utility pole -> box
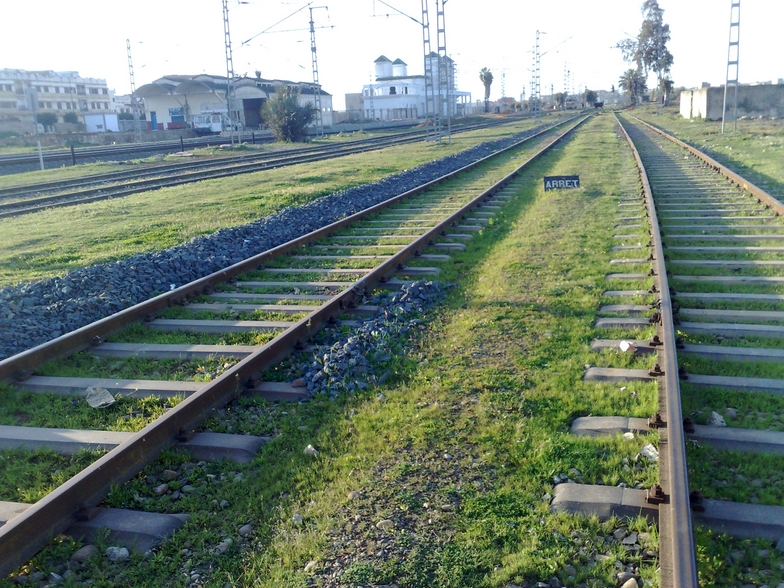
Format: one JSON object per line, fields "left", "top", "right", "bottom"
{"left": 533, "top": 30, "right": 544, "bottom": 120}
{"left": 126, "top": 39, "right": 143, "bottom": 143}
{"left": 722, "top": 0, "right": 741, "bottom": 134}
{"left": 435, "top": 0, "right": 451, "bottom": 143}
{"left": 309, "top": 6, "right": 328, "bottom": 138}
{"left": 421, "top": 0, "right": 438, "bottom": 142}
{"left": 27, "top": 85, "right": 44, "bottom": 171}
{"left": 222, "top": 0, "right": 237, "bottom": 145}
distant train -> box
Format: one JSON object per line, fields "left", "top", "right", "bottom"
{"left": 191, "top": 112, "right": 227, "bottom": 135}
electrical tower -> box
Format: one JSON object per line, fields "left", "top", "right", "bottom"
{"left": 309, "top": 6, "right": 328, "bottom": 138}
{"left": 435, "top": 0, "right": 451, "bottom": 143}
{"left": 421, "top": 0, "right": 438, "bottom": 141}
{"left": 722, "top": 0, "right": 741, "bottom": 134}
{"left": 222, "top": 0, "right": 237, "bottom": 144}
{"left": 126, "top": 39, "right": 142, "bottom": 143}
{"left": 533, "top": 30, "right": 543, "bottom": 119}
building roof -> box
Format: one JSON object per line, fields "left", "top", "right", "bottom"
{"left": 137, "top": 74, "right": 330, "bottom": 98}
{"left": 392, "top": 58, "right": 407, "bottom": 65}
{"left": 374, "top": 55, "right": 392, "bottom": 63}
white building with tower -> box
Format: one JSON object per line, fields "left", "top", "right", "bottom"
{"left": 361, "top": 55, "right": 472, "bottom": 121}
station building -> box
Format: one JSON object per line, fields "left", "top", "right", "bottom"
{"left": 135, "top": 74, "right": 333, "bottom": 131}
{"left": 360, "top": 55, "right": 472, "bottom": 121}
{"left": 680, "top": 81, "right": 784, "bottom": 121}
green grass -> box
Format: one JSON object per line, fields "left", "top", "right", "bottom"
{"left": 0, "top": 113, "right": 667, "bottom": 587}
{"left": 0, "top": 120, "right": 549, "bottom": 288}
{"left": 0, "top": 448, "right": 105, "bottom": 503}
{"left": 0, "top": 382, "right": 180, "bottom": 432}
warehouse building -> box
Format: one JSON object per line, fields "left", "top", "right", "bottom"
{"left": 136, "top": 74, "right": 333, "bottom": 132}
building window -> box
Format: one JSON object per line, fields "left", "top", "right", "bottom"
{"left": 41, "top": 86, "right": 48, "bottom": 93}
{"left": 101, "top": 88, "right": 108, "bottom": 95}
{"left": 0, "top": 101, "right": 15, "bottom": 108}
{"left": 389, "top": 86, "right": 396, "bottom": 95}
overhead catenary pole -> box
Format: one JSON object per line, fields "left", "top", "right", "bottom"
{"left": 534, "top": 30, "right": 544, "bottom": 119}
{"left": 435, "top": 0, "right": 451, "bottom": 143}
{"left": 126, "top": 39, "right": 142, "bottom": 143}
{"left": 421, "top": 0, "right": 437, "bottom": 142}
{"left": 222, "top": 0, "right": 237, "bottom": 145}
{"left": 27, "top": 85, "right": 44, "bottom": 171}
{"left": 309, "top": 6, "right": 329, "bottom": 139}
{"left": 722, "top": 0, "right": 741, "bottom": 134}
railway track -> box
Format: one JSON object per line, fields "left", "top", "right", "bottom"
{"left": 0, "top": 124, "right": 413, "bottom": 175}
{"left": 552, "top": 112, "right": 784, "bottom": 587}
{"left": 0, "top": 114, "right": 588, "bottom": 578}
{"left": 0, "top": 119, "right": 519, "bottom": 219}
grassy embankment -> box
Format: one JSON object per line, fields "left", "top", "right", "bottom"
{"left": 0, "top": 117, "right": 557, "bottom": 288}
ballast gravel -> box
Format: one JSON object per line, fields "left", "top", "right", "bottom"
{"left": 0, "top": 124, "right": 548, "bottom": 361}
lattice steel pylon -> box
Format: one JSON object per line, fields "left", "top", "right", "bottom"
{"left": 435, "top": 0, "right": 451, "bottom": 143}
{"left": 722, "top": 0, "right": 741, "bottom": 134}
{"left": 309, "top": 6, "right": 328, "bottom": 138}
{"left": 421, "top": 0, "right": 438, "bottom": 142}
{"left": 126, "top": 39, "right": 142, "bottom": 143}
{"left": 533, "top": 30, "right": 543, "bottom": 119}
{"left": 222, "top": 0, "right": 237, "bottom": 144}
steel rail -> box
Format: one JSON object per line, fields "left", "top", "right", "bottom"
{"left": 629, "top": 114, "right": 784, "bottom": 216}
{"left": 0, "top": 126, "right": 450, "bottom": 200}
{"left": 0, "top": 116, "right": 579, "bottom": 383}
{"left": 0, "top": 133, "right": 434, "bottom": 219}
{"left": 0, "top": 125, "right": 409, "bottom": 168}
{"left": 0, "top": 120, "right": 524, "bottom": 219}
{"left": 615, "top": 113, "right": 699, "bottom": 588}
{"left": 0, "top": 114, "right": 589, "bottom": 575}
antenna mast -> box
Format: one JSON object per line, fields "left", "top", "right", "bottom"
{"left": 223, "top": 0, "right": 237, "bottom": 145}
{"left": 722, "top": 0, "right": 741, "bottom": 134}
{"left": 126, "top": 39, "right": 142, "bottom": 143}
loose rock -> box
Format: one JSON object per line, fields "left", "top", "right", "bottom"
{"left": 105, "top": 546, "right": 130, "bottom": 562}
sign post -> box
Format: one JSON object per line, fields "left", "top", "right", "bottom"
{"left": 544, "top": 175, "right": 580, "bottom": 191}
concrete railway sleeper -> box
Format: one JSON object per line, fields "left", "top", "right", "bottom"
{"left": 0, "top": 115, "right": 589, "bottom": 578}
{"left": 555, "top": 111, "right": 784, "bottom": 587}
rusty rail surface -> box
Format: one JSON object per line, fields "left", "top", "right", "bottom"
{"left": 0, "top": 115, "right": 589, "bottom": 576}
{"left": 615, "top": 113, "right": 699, "bottom": 588}
{"left": 630, "top": 114, "right": 784, "bottom": 216}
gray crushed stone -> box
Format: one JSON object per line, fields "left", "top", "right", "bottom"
{"left": 302, "top": 280, "right": 446, "bottom": 397}
{"left": 0, "top": 125, "right": 547, "bottom": 360}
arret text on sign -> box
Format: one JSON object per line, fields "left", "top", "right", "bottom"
{"left": 544, "top": 175, "right": 580, "bottom": 191}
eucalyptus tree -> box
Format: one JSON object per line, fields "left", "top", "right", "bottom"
{"left": 616, "top": 0, "right": 674, "bottom": 87}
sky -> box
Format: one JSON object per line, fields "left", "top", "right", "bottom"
{"left": 1, "top": 0, "right": 782, "bottom": 111}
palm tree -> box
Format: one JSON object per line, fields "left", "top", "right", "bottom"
{"left": 479, "top": 67, "right": 494, "bottom": 113}
{"left": 618, "top": 69, "right": 647, "bottom": 106}
{"left": 659, "top": 77, "right": 674, "bottom": 106}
